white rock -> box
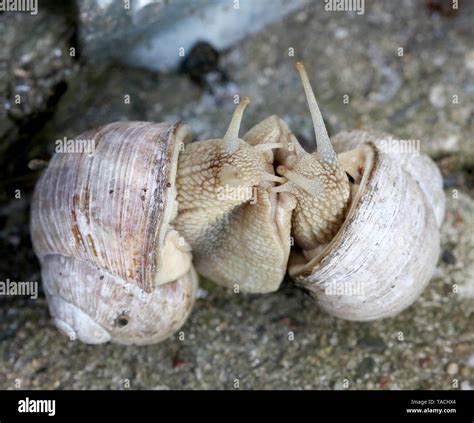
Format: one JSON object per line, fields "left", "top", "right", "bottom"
{"left": 429, "top": 85, "right": 447, "bottom": 108}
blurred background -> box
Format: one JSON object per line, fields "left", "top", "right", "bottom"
{"left": 0, "top": 0, "right": 473, "bottom": 389}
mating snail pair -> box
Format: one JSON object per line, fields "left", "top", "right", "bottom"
{"left": 30, "top": 63, "right": 445, "bottom": 345}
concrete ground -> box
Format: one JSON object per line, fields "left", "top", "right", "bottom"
{"left": 0, "top": 0, "right": 473, "bottom": 389}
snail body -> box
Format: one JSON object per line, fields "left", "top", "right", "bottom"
{"left": 172, "top": 98, "right": 294, "bottom": 293}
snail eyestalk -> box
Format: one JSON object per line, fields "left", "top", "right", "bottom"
{"left": 295, "top": 61, "right": 337, "bottom": 164}
{"left": 223, "top": 96, "right": 251, "bottom": 154}
{"left": 268, "top": 63, "right": 352, "bottom": 250}
{"left": 277, "top": 165, "right": 324, "bottom": 197}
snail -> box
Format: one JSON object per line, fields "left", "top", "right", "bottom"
{"left": 276, "top": 63, "right": 445, "bottom": 321}
{"left": 30, "top": 62, "right": 444, "bottom": 345}
{"left": 30, "top": 122, "right": 199, "bottom": 345}
{"left": 30, "top": 96, "right": 296, "bottom": 344}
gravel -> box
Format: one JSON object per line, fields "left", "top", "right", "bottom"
{"left": 0, "top": 0, "right": 472, "bottom": 390}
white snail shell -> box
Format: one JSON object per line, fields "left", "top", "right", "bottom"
{"left": 31, "top": 122, "right": 198, "bottom": 345}
{"left": 289, "top": 130, "right": 445, "bottom": 321}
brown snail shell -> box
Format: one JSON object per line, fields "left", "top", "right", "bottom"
{"left": 31, "top": 122, "right": 197, "bottom": 345}
{"left": 289, "top": 130, "right": 445, "bottom": 321}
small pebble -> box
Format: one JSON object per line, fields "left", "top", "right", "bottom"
{"left": 334, "top": 28, "right": 349, "bottom": 39}
{"left": 358, "top": 336, "right": 387, "bottom": 353}
{"left": 295, "top": 11, "right": 308, "bottom": 23}
{"left": 465, "top": 50, "right": 474, "bottom": 72}
{"left": 357, "top": 357, "right": 375, "bottom": 377}
{"left": 432, "top": 55, "right": 446, "bottom": 67}
{"left": 196, "top": 288, "right": 208, "bottom": 299}
{"left": 444, "top": 134, "right": 460, "bottom": 152}
{"left": 429, "top": 84, "right": 447, "bottom": 108}
{"left": 447, "top": 362, "right": 458, "bottom": 375}
{"left": 441, "top": 249, "right": 456, "bottom": 265}
{"left": 467, "top": 355, "right": 474, "bottom": 368}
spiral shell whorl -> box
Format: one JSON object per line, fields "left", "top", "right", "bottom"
{"left": 31, "top": 121, "right": 197, "bottom": 345}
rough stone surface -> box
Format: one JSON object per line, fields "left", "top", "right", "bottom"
{"left": 0, "top": 0, "right": 473, "bottom": 390}
{"left": 1, "top": 188, "right": 472, "bottom": 390}
{"left": 0, "top": 6, "right": 75, "bottom": 136}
